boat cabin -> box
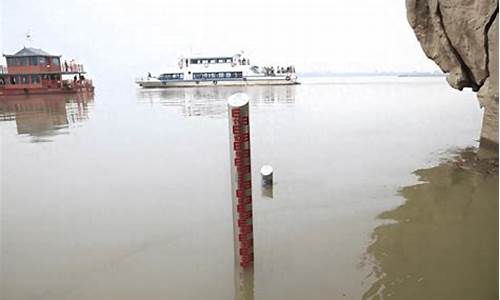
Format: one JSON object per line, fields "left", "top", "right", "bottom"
{"left": 178, "top": 53, "right": 250, "bottom": 69}
{"left": 0, "top": 47, "right": 93, "bottom": 95}
{"left": 189, "top": 57, "right": 233, "bottom": 65}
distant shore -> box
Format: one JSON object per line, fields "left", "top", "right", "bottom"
{"left": 298, "top": 71, "right": 446, "bottom": 78}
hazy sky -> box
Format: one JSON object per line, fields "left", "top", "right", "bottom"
{"left": 1, "top": 0, "right": 439, "bottom": 80}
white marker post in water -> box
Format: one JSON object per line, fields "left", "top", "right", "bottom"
{"left": 228, "top": 93, "right": 254, "bottom": 270}
{"left": 260, "top": 165, "right": 273, "bottom": 186}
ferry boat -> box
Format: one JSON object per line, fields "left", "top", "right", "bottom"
{"left": 0, "top": 47, "right": 94, "bottom": 96}
{"left": 136, "top": 52, "right": 298, "bottom": 88}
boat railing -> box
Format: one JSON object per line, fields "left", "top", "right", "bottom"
{"left": 262, "top": 65, "right": 296, "bottom": 77}
{"left": 0, "top": 65, "right": 7, "bottom": 74}
{"left": 135, "top": 76, "right": 157, "bottom": 82}
{"left": 62, "top": 78, "right": 94, "bottom": 91}
{"left": 62, "top": 63, "right": 85, "bottom": 73}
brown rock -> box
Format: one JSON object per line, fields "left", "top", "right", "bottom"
{"left": 406, "top": 0, "right": 499, "bottom": 146}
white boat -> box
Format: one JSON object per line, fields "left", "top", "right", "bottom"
{"left": 136, "top": 52, "right": 298, "bottom": 88}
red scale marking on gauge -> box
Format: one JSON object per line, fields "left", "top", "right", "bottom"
{"left": 228, "top": 95, "right": 254, "bottom": 269}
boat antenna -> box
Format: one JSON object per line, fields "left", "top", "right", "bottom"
{"left": 24, "top": 31, "right": 33, "bottom": 47}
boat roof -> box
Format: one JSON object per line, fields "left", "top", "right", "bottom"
{"left": 3, "top": 47, "right": 61, "bottom": 58}
{"left": 188, "top": 56, "right": 234, "bottom": 60}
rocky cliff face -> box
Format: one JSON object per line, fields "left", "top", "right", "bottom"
{"left": 406, "top": 0, "right": 499, "bottom": 147}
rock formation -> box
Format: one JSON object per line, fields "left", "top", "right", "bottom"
{"left": 406, "top": 0, "right": 499, "bottom": 148}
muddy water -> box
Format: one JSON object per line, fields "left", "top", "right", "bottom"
{"left": 0, "top": 77, "right": 495, "bottom": 300}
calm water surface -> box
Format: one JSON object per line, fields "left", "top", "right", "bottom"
{"left": 1, "top": 77, "right": 496, "bottom": 300}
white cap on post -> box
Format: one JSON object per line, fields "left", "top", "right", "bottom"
{"left": 260, "top": 165, "right": 273, "bottom": 185}
{"left": 228, "top": 93, "right": 250, "bottom": 108}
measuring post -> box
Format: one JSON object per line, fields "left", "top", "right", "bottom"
{"left": 228, "top": 93, "right": 254, "bottom": 269}
{"left": 260, "top": 165, "right": 273, "bottom": 186}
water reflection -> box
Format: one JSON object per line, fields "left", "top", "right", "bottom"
{"left": 136, "top": 85, "right": 296, "bottom": 118}
{"left": 261, "top": 184, "right": 274, "bottom": 199}
{"left": 363, "top": 148, "right": 498, "bottom": 300}
{"left": 0, "top": 93, "right": 93, "bottom": 142}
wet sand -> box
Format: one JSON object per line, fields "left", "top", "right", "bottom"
{"left": 363, "top": 148, "right": 498, "bottom": 300}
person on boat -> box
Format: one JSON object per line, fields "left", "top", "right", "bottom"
{"left": 64, "top": 60, "right": 68, "bottom": 72}
{"left": 147, "top": 72, "right": 152, "bottom": 79}
{"left": 73, "top": 75, "right": 77, "bottom": 82}
{"left": 0, "top": 77, "right": 4, "bottom": 85}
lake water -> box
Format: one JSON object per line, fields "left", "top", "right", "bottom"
{"left": 1, "top": 77, "right": 497, "bottom": 300}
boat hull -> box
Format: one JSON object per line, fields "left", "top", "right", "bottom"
{"left": 0, "top": 86, "right": 94, "bottom": 96}
{"left": 137, "top": 77, "right": 299, "bottom": 88}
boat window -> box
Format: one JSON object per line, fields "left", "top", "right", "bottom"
{"left": 39, "top": 57, "right": 47, "bottom": 64}
{"left": 159, "top": 73, "right": 184, "bottom": 80}
{"left": 31, "top": 75, "right": 41, "bottom": 84}
{"left": 30, "top": 57, "right": 39, "bottom": 65}
{"left": 210, "top": 59, "right": 216, "bottom": 63}
{"left": 218, "top": 59, "right": 225, "bottom": 63}
{"left": 20, "top": 57, "right": 29, "bottom": 66}
{"left": 52, "top": 57, "right": 60, "bottom": 66}
{"left": 21, "top": 75, "right": 29, "bottom": 84}
{"left": 192, "top": 71, "right": 243, "bottom": 79}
